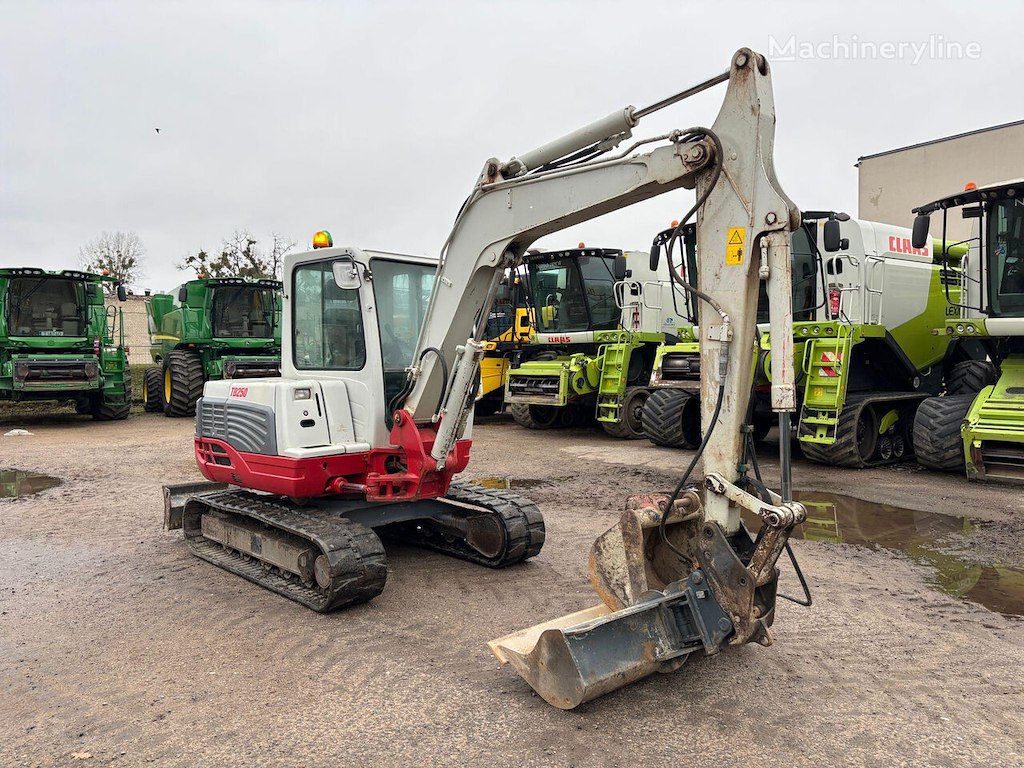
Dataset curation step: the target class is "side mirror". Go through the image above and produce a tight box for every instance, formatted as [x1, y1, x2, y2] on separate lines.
[911, 214, 931, 250]
[332, 258, 361, 290]
[649, 244, 661, 272]
[823, 219, 843, 253]
[116, 284, 128, 302]
[613, 254, 628, 281]
[177, 286, 189, 303]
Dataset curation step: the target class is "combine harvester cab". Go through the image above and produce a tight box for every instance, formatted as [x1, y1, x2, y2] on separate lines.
[911, 180, 1024, 482]
[0, 268, 130, 420]
[144, 277, 283, 417]
[504, 246, 691, 437]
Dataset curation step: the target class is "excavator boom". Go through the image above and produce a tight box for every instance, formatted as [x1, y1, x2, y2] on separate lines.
[490, 48, 807, 708]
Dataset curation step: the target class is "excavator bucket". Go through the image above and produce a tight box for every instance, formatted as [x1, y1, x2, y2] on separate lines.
[489, 491, 735, 709]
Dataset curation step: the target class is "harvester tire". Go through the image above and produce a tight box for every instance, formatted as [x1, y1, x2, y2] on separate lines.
[91, 381, 131, 421]
[913, 394, 973, 472]
[143, 367, 163, 412]
[641, 389, 701, 449]
[945, 360, 997, 396]
[600, 387, 649, 439]
[163, 350, 205, 417]
[510, 403, 560, 430]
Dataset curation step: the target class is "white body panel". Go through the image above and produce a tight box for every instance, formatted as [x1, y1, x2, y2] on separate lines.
[814, 218, 937, 329]
[616, 249, 691, 336]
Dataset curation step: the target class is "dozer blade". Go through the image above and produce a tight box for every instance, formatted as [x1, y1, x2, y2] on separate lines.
[488, 573, 733, 709]
[489, 491, 734, 709]
[163, 481, 229, 530]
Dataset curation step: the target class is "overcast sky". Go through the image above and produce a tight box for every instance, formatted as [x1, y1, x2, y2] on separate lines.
[1, 1, 1018, 292]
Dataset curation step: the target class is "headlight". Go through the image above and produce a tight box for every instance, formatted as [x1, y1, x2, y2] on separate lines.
[224, 361, 237, 377]
[956, 324, 965, 334]
[84, 362, 99, 378]
[294, 388, 312, 400]
[14, 362, 30, 381]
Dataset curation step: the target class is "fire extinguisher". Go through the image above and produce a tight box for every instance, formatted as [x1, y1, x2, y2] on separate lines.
[828, 285, 841, 320]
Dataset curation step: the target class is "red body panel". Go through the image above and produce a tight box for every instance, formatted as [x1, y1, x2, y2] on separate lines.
[195, 412, 472, 502]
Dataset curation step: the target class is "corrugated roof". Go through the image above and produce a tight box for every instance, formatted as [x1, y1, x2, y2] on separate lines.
[856, 119, 1024, 165]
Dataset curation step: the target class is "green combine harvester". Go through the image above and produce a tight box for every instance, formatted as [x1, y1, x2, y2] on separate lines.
[144, 276, 282, 417]
[643, 214, 975, 467]
[0, 267, 131, 420]
[911, 180, 1024, 482]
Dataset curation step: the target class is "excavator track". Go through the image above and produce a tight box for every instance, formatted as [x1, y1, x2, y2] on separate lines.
[383, 481, 545, 567]
[182, 490, 388, 613]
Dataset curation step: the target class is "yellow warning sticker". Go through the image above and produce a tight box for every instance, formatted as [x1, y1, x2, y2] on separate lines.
[726, 227, 745, 265]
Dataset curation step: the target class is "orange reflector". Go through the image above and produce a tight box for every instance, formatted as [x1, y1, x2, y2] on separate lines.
[671, 220, 679, 227]
[964, 181, 977, 191]
[313, 230, 333, 249]
[578, 242, 586, 249]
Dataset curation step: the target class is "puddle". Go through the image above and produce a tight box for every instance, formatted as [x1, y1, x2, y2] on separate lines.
[0, 469, 62, 499]
[467, 479, 1023, 616]
[743, 492, 1024, 617]
[468, 477, 565, 491]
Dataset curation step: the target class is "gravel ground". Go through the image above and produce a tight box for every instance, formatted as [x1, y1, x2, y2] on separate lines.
[0, 411, 1021, 767]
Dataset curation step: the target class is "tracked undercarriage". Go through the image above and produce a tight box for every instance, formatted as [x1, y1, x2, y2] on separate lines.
[164, 481, 544, 612]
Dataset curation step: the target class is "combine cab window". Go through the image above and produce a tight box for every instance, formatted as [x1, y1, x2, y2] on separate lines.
[989, 199, 1024, 317]
[754, 227, 818, 323]
[6, 277, 86, 337]
[211, 286, 276, 338]
[293, 262, 365, 370]
[791, 226, 817, 321]
[528, 254, 618, 334]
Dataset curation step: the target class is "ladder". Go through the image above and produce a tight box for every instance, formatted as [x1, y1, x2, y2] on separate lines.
[799, 325, 853, 444]
[595, 343, 631, 423]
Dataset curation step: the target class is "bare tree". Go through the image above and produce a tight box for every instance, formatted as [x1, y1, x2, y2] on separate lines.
[178, 231, 295, 280]
[79, 231, 146, 294]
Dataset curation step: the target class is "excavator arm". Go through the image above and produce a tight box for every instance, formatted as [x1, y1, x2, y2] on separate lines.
[480, 49, 808, 708]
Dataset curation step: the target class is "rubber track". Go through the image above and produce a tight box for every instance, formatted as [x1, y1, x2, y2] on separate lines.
[946, 360, 997, 396]
[800, 392, 926, 468]
[143, 367, 163, 412]
[641, 388, 699, 448]
[165, 350, 205, 417]
[383, 481, 545, 567]
[183, 490, 388, 613]
[510, 403, 557, 430]
[913, 394, 974, 472]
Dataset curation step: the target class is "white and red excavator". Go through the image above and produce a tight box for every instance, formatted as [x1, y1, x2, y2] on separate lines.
[164, 47, 809, 708]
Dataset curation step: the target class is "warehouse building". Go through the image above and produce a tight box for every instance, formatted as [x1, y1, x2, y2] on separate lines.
[857, 119, 1024, 240]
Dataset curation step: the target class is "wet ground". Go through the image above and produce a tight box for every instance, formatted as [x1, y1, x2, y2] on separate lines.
[1, 412, 1022, 767]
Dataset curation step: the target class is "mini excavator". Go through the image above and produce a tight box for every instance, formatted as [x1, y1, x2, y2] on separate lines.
[164, 47, 808, 707]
